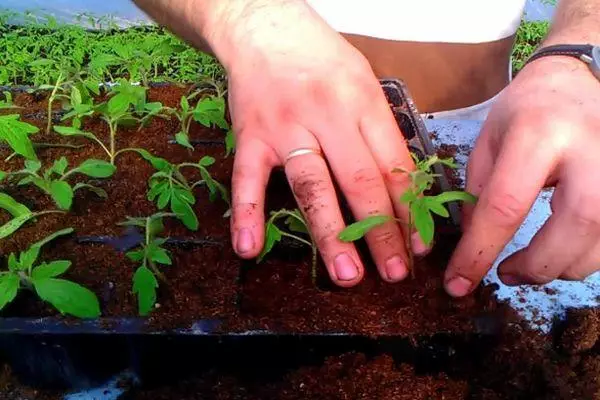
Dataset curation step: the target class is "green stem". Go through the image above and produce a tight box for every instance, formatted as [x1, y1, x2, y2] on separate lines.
[46, 72, 64, 134]
[279, 231, 313, 248]
[144, 217, 166, 282]
[112, 147, 141, 161]
[109, 121, 117, 165]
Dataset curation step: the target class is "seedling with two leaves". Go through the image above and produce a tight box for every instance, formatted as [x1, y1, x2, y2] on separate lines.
[119, 213, 175, 316]
[338, 154, 477, 275]
[257, 208, 319, 282]
[134, 149, 230, 231]
[0, 228, 101, 318]
[0, 157, 115, 210]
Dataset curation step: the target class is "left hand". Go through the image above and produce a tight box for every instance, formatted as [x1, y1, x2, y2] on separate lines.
[444, 54, 600, 297]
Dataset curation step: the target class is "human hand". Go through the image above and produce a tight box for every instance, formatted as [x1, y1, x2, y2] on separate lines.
[213, 1, 428, 286]
[444, 55, 600, 297]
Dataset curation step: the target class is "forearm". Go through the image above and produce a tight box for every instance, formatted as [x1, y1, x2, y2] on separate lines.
[543, 0, 600, 45]
[132, 0, 306, 70]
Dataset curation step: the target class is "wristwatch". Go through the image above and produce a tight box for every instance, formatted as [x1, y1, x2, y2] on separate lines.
[524, 44, 600, 81]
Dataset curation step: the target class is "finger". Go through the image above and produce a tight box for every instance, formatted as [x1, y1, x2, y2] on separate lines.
[560, 240, 600, 281]
[445, 127, 560, 297]
[462, 128, 498, 230]
[315, 119, 411, 282]
[231, 137, 278, 258]
[358, 91, 429, 256]
[283, 139, 366, 287]
[498, 175, 600, 285]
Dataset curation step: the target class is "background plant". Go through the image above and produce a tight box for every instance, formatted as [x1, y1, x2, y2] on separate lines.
[338, 155, 476, 275]
[0, 157, 115, 210]
[0, 227, 101, 318]
[119, 213, 175, 316]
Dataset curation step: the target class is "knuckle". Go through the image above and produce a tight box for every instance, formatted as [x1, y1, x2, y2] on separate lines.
[485, 192, 529, 227]
[366, 228, 396, 247]
[382, 163, 412, 187]
[345, 167, 384, 196]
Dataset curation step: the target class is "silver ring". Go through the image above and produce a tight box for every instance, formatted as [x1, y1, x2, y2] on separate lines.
[284, 147, 323, 163]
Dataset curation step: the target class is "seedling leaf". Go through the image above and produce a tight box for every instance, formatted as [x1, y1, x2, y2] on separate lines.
[411, 200, 435, 246]
[338, 215, 393, 242]
[72, 183, 108, 199]
[0, 114, 38, 160]
[433, 191, 478, 204]
[0, 193, 31, 217]
[33, 278, 100, 318]
[175, 131, 193, 150]
[133, 266, 158, 316]
[75, 159, 116, 178]
[50, 180, 74, 210]
[0, 274, 19, 310]
[257, 222, 282, 263]
[0, 213, 37, 239]
[32, 261, 71, 280]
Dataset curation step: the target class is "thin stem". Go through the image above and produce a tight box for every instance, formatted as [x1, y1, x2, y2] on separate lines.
[279, 231, 313, 248]
[113, 147, 141, 160]
[109, 121, 117, 165]
[46, 72, 64, 134]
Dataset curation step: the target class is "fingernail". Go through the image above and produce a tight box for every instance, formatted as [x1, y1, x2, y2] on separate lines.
[236, 228, 255, 254]
[500, 274, 521, 286]
[334, 253, 359, 281]
[411, 232, 430, 256]
[386, 255, 408, 281]
[445, 276, 473, 297]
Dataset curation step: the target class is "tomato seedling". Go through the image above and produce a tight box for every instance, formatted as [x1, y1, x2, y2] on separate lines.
[0, 114, 39, 161]
[0, 157, 115, 210]
[119, 212, 175, 316]
[0, 228, 101, 318]
[257, 208, 319, 282]
[338, 154, 477, 275]
[133, 149, 230, 230]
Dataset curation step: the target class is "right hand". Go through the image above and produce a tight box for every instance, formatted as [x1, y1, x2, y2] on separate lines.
[210, 0, 428, 286]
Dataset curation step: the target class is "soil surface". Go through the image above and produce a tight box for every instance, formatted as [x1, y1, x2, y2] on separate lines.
[0, 84, 516, 335]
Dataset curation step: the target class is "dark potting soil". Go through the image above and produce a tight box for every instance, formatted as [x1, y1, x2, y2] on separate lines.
[1, 84, 515, 335]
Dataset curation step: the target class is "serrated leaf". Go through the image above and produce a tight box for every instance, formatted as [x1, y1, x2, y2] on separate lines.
[411, 200, 435, 246]
[50, 180, 74, 210]
[257, 222, 283, 262]
[198, 156, 215, 167]
[51, 157, 69, 176]
[131, 148, 170, 171]
[225, 129, 236, 157]
[0, 273, 20, 310]
[70, 86, 82, 108]
[338, 215, 393, 242]
[32, 260, 71, 280]
[74, 159, 116, 178]
[0, 115, 38, 160]
[24, 159, 41, 173]
[133, 266, 158, 316]
[171, 192, 198, 230]
[18, 246, 41, 271]
[284, 211, 309, 234]
[53, 126, 98, 144]
[72, 183, 108, 199]
[33, 278, 100, 318]
[425, 198, 450, 218]
[399, 189, 418, 204]
[107, 93, 130, 116]
[175, 131, 193, 150]
[148, 245, 171, 265]
[0, 193, 31, 217]
[126, 249, 145, 262]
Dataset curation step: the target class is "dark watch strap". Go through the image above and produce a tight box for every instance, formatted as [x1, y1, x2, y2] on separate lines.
[526, 44, 594, 64]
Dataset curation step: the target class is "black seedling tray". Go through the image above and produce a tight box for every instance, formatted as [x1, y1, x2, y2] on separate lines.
[0, 79, 487, 390]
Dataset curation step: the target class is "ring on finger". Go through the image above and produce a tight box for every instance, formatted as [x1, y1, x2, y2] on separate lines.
[284, 147, 323, 164]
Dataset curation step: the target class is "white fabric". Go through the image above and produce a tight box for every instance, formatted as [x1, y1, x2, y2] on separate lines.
[307, 0, 527, 43]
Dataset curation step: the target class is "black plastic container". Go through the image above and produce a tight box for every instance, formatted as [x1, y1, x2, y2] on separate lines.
[0, 79, 479, 390]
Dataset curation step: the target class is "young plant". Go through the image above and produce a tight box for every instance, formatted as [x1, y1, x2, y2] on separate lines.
[0, 157, 115, 210]
[338, 154, 477, 275]
[0, 227, 101, 318]
[119, 213, 175, 316]
[257, 208, 319, 282]
[0, 193, 64, 239]
[54, 80, 164, 165]
[0, 91, 19, 110]
[0, 114, 38, 161]
[134, 149, 230, 230]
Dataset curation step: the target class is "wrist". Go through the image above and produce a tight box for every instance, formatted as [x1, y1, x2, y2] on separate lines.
[202, 0, 309, 72]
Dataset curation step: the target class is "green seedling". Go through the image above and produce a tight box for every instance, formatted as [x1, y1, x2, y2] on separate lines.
[0, 92, 19, 110]
[0, 114, 38, 161]
[257, 208, 319, 282]
[338, 154, 477, 275]
[119, 212, 176, 316]
[0, 157, 115, 210]
[133, 149, 230, 230]
[0, 228, 101, 318]
[54, 80, 164, 165]
[0, 193, 65, 239]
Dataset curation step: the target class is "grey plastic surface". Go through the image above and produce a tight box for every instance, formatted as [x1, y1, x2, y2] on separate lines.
[426, 119, 600, 333]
